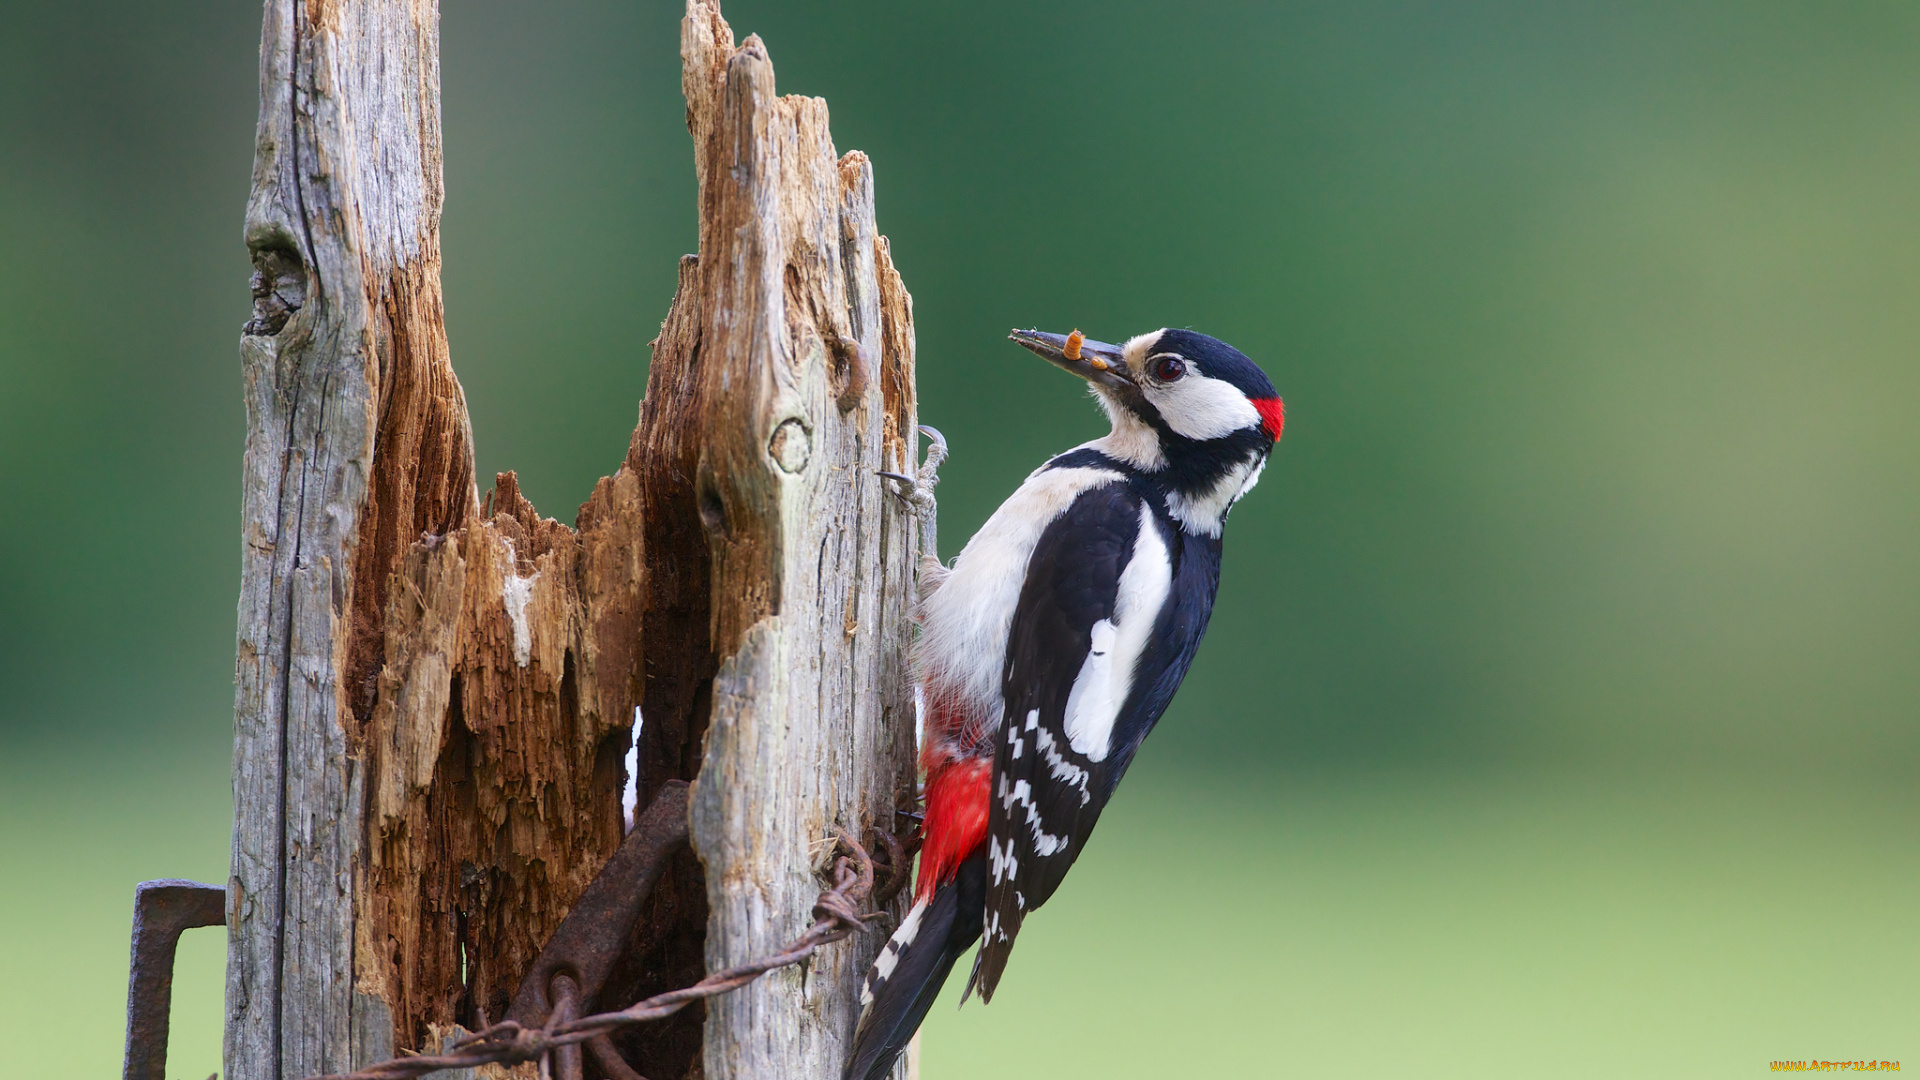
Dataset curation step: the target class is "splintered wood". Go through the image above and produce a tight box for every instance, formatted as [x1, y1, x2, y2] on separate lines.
[230, 0, 495, 1074]
[229, 0, 921, 1077]
[231, 0, 644, 1060]
[356, 472, 641, 1059]
[676, 4, 923, 1077]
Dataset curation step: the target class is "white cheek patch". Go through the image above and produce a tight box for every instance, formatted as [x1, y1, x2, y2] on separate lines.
[1061, 502, 1171, 762]
[1149, 370, 1263, 442]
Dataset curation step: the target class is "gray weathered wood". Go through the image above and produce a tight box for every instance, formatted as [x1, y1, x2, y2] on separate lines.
[230, 1, 923, 1077]
[230, 0, 476, 1077]
[674, 5, 924, 1078]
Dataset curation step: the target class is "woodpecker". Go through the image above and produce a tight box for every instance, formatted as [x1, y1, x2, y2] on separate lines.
[846, 327, 1284, 1079]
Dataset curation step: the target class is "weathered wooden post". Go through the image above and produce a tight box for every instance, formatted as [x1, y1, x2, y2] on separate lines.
[226, 0, 923, 1076]
[673, 6, 923, 1075]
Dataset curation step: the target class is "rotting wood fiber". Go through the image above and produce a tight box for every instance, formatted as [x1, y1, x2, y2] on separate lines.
[230, 0, 923, 1077]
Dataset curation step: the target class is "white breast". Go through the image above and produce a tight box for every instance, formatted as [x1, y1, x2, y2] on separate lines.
[915, 465, 1122, 733]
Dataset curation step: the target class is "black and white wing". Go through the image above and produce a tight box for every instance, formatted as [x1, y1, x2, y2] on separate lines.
[967, 477, 1216, 1002]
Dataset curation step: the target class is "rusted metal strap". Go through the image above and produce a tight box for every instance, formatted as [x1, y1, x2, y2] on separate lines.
[123, 879, 226, 1080]
[507, 779, 691, 1030]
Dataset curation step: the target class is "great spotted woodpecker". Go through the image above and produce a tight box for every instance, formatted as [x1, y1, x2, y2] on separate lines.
[846, 328, 1284, 1079]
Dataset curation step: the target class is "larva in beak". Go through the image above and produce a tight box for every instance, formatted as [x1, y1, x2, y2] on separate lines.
[1065, 328, 1109, 369]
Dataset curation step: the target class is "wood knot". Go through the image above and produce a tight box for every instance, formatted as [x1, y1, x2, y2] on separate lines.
[697, 472, 729, 537]
[768, 418, 811, 474]
[243, 244, 306, 336]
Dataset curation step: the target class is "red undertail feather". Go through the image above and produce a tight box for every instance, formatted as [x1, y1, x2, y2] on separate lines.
[1253, 396, 1286, 441]
[917, 754, 990, 901]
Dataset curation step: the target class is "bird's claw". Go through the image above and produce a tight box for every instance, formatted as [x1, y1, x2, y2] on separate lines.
[878, 425, 947, 522]
[919, 425, 949, 472]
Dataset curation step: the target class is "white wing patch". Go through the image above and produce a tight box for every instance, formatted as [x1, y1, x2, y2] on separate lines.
[1062, 502, 1172, 761]
[1061, 620, 1118, 760]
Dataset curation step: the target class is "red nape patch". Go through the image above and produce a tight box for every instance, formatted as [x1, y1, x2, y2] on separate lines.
[1253, 397, 1286, 441]
[916, 756, 990, 901]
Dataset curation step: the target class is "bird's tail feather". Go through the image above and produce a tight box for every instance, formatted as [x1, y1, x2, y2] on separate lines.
[843, 850, 986, 1080]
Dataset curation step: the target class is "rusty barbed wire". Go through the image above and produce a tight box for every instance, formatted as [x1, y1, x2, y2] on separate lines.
[312, 828, 899, 1080]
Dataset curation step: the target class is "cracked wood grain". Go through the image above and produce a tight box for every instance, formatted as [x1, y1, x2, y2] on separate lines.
[231, 3, 639, 1077]
[674, 4, 924, 1077]
[231, 1, 477, 1076]
[231, 2, 920, 1078]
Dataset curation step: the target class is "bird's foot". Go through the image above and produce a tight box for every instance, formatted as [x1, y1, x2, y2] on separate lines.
[878, 425, 947, 523]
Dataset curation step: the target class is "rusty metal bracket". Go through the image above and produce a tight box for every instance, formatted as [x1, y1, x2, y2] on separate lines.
[123, 878, 226, 1080]
[503, 780, 692, 1077]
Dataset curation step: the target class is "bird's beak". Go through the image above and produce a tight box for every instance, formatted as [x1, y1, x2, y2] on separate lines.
[1008, 329, 1135, 391]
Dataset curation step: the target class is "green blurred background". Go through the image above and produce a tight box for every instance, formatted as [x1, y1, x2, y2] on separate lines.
[2, 0, 1914, 1076]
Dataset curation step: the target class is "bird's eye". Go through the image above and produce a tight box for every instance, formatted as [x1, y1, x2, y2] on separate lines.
[1151, 356, 1186, 382]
